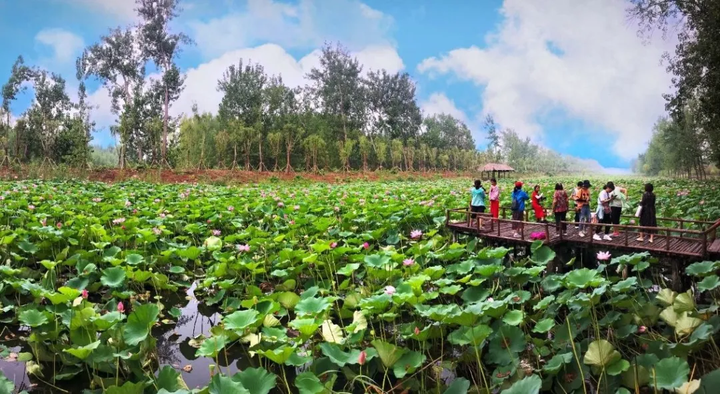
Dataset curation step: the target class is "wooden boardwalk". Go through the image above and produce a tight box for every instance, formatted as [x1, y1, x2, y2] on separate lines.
[446, 208, 720, 259]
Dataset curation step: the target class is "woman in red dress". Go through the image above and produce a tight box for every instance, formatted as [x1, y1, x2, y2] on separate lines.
[531, 185, 546, 222]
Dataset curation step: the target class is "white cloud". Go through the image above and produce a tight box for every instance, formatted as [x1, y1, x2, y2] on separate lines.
[60, 0, 136, 21]
[417, 0, 675, 160]
[87, 42, 405, 130]
[189, 0, 394, 59]
[35, 28, 85, 65]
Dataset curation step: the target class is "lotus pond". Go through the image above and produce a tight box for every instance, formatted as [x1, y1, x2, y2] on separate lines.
[0, 178, 719, 394]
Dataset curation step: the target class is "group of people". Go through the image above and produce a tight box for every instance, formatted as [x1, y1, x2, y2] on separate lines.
[469, 179, 658, 242]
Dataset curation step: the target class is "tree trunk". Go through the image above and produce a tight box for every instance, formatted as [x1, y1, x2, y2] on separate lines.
[285, 142, 293, 173]
[232, 144, 238, 170]
[119, 144, 126, 169]
[258, 140, 266, 171]
[362, 153, 367, 172]
[162, 85, 168, 164]
[245, 146, 251, 171]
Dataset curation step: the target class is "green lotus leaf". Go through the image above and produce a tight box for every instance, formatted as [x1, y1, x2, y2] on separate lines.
[123, 303, 160, 346]
[371, 339, 406, 368]
[530, 245, 555, 265]
[656, 288, 677, 306]
[156, 365, 189, 393]
[674, 291, 696, 313]
[503, 310, 524, 326]
[565, 268, 602, 289]
[101, 266, 127, 288]
[606, 359, 630, 376]
[685, 261, 718, 277]
[19, 309, 49, 327]
[208, 374, 249, 394]
[295, 372, 324, 394]
[584, 339, 621, 367]
[63, 340, 100, 360]
[543, 352, 573, 374]
[393, 350, 425, 378]
[698, 275, 720, 292]
[295, 297, 332, 316]
[232, 368, 277, 394]
[487, 325, 526, 365]
[223, 310, 260, 332]
[196, 334, 228, 358]
[443, 377, 470, 394]
[533, 318, 555, 334]
[125, 253, 144, 265]
[651, 357, 689, 390]
[0, 371, 14, 394]
[500, 374, 541, 394]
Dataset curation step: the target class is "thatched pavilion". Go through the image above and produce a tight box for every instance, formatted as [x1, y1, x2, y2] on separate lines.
[478, 163, 515, 180]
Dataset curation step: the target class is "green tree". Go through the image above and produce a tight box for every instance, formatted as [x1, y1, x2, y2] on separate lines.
[484, 114, 501, 161]
[267, 132, 282, 171]
[365, 70, 421, 140]
[390, 139, 403, 170]
[1, 56, 32, 164]
[135, 0, 191, 164]
[629, 0, 720, 167]
[358, 135, 371, 171]
[82, 28, 146, 168]
[304, 134, 326, 172]
[421, 114, 475, 151]
[375, 139, 387, 170]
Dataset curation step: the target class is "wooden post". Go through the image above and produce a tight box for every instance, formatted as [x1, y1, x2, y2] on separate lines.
[703, 231, 708, 258]
[544, 221, 550, 243]
[666, 229, 671, 251]
[679, 220, 684, 239]
[624, 226, 629, 247]
[445, 210, 450, 226]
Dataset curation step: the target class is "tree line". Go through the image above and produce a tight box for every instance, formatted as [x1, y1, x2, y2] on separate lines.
[628, 0, 720, 178]
[0, 0, 615, 174]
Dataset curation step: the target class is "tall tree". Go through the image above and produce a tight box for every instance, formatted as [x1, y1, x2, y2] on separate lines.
[421, 114, 475, 151]
[1, 56, 33, 163]
[82, 28, 146, 169]
[306, 43, 366, 142]
[365, 70, 422, 141]
[484, 114, 501, 161]
[26, 70, 72, 165]
[628, 0, 720, 166]
[135, 0, 191, 164]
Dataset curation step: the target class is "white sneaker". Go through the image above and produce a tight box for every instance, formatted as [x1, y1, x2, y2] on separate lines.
[563, 232, 568, 236]
[593, 234, 602, 241]
[512, 233, 521, 238]
[603, 235, 612, 241]
[578, 232, 585, 238]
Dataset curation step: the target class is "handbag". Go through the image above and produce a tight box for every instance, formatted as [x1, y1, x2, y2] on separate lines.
[635, 206, 642, 217]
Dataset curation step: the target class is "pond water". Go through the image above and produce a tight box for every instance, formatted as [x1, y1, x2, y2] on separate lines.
[0, 282, 248, 392]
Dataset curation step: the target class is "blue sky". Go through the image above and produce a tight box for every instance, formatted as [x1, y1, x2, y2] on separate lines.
[0, 0, 676, 170]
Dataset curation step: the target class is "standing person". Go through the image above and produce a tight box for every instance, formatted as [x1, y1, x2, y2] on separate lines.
[551, 183, 569, 235]
[637, 183, 657, 243]
[510, 181, 530, 238]
[489, 178, 500, 220]
[572, 181, 583, 228]
[607, 182, 627, 236]
[574, 180, 592, 237]
[469, 180, 486, 227]
[531, 185, 546, 222]
[594, 183, 613, 241]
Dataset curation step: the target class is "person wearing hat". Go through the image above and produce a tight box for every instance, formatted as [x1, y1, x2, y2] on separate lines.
[510, 181, 530, 238]
[574, 180, 592, 237]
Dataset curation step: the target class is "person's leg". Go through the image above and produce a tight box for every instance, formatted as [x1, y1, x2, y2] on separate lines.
[561, 211, 568, 232]
[604, 214, 612, 235]
[580, 206, 591, 234]
[555, 211, 562, 232]
[611, 207, 622, 235]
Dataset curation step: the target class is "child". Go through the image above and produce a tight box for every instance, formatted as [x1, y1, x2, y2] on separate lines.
[572, 181, 582, 228]
[489, 178, 500, 220]
[469, 180, 486, 227]
[575, 180, 592, 237]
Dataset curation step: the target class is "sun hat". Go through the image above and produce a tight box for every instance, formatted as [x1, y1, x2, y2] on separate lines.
[515, 181, 523, 187]
[583, 180, 591, 188]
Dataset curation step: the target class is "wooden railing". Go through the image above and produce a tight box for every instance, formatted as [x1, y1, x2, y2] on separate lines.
[446, 207, 720, 258]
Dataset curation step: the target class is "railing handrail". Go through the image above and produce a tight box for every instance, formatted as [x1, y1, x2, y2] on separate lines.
[446, 208, 710, 236]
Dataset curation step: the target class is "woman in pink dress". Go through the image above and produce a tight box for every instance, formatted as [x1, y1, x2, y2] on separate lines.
[489, 178, 500, 219]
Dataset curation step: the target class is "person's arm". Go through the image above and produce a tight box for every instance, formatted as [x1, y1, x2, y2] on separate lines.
[551, 193, 557, 211]
[600, 192, 612, 204]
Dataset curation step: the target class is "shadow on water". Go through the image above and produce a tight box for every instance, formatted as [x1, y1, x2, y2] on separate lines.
[0, 282, 248, 392]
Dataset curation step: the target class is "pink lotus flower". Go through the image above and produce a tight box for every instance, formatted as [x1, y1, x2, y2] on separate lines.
[487, 297, 494, 302]
[28, 205, 35, 210]
[40, 219, 47, 227]
[277, 202, 284, 208]
[362, 242, 369, 250]
[236, 244, 250, 252]
[638, 326, 647, 334]
[403, 258, 415, 266]
[81, 289, 88, 299]
[212, 230, 221, 236]
[700, 200, 705, 205]
[414, 327, 421, 335]
[410, 230, 422, 239]
[630, 219, 636, 225]
[289, 220, 295, 225]
[227, 206, 234, 211]
[125, 201, 132, 207]
[597, 251, 612, 261]
[294, 205, 300, 211]
[117, 302, 125, 313]
[358, 350, 367, 365]
[154, 198, 160, 203]
[330, 242, 337, 249]
[112, 218, 126, 225]
[384, 286, 396, 295]
[334, 206, 340, 212]
[56, 222, 62, 229]
[152, 227, 162, 235]
[159, 213, 166, 218]
[92, 197, 102, 203]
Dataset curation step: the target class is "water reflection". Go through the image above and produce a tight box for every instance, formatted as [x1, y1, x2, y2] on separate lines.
[0, 282, 246, 392]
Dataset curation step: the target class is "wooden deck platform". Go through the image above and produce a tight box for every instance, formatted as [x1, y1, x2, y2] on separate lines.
[446, 209, 720, 259]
